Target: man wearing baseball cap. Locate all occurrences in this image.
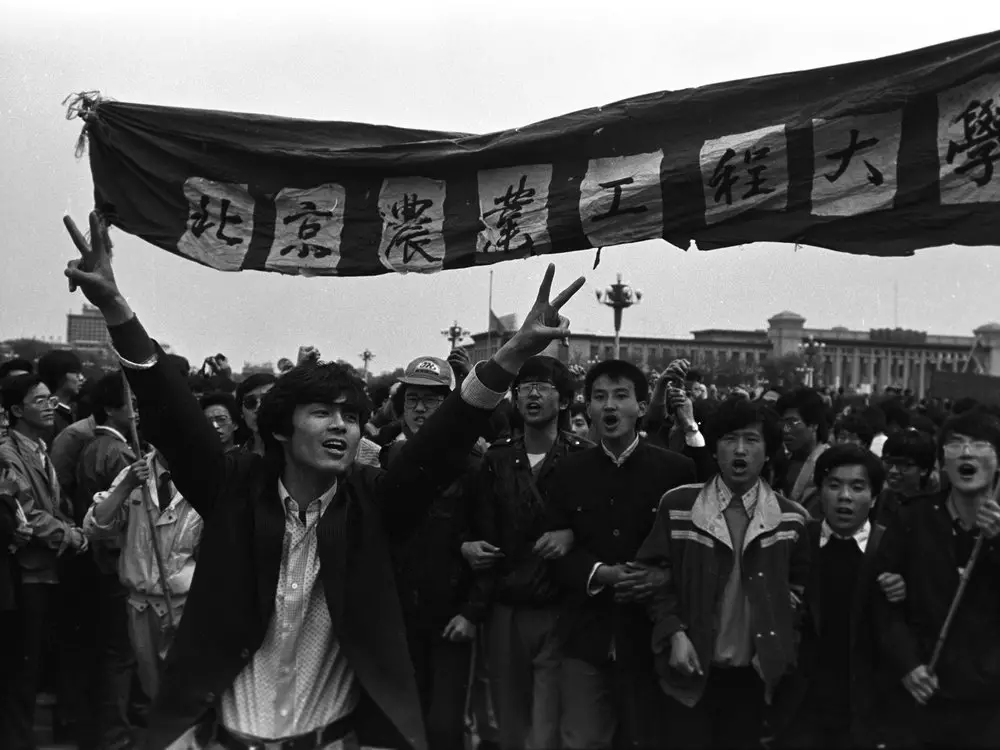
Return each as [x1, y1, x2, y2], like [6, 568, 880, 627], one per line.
[382, 354, 482, 750]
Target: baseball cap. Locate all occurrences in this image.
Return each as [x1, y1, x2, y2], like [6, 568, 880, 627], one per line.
[400, 356, 455, 391]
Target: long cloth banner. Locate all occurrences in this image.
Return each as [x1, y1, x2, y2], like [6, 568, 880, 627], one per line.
[74, 30, 1000, 278]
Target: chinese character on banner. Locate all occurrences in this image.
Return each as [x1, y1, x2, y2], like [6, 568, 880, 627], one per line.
[178, 177, 255, 271]
[477, 165, 552, 255]
[377, 177, 447, 273]
[580, 152, 663, 247]
[939, 74, 1000, 203]
[699, 125, 788, 225]
[266, 185, 346, 273]
[811, 112, 901, 216]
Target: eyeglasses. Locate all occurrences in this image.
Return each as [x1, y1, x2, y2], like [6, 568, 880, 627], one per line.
[883, 457, 919, 470]
[404, 394, 445, 409]
[516, 382, 556, 396]
[242, 394, 262, 412]
[27, 395, 60, 409]
[207, 415, 232, 427]
[780, 417, 805, 429]
[943, 439, 995, 457]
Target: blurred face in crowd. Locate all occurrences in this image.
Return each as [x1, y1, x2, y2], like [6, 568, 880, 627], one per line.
[833, 429, 865, 448]
[12, 384, 57, 434]
[883, 454, 925, 496]
[516, 379, 563, 430]
[569, 413, 590, 439]
[241, 384, 274, 435]
[276, 396, 361, 475]
[589, 375, 646, 445]
[942, 432, 999, 496]
[60, 371, 85, 399]
[781, 408, 816, 455]
[716, 423, 767, 495]
[403, 385, 446, 435]
[820, 464, 874, 536]
[204, 404, 236, 449]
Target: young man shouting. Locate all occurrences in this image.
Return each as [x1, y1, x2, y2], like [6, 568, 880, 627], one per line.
[546, 359, 697, 749]
[873, 408, 1000, 748]
[636, 397, 811, 749]
[64, 211, 584, 750]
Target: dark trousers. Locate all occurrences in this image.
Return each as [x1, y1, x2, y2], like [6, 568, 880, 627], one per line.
[6, 582, 60, 750]
[487, 604, 561, 750]
[0, 607, 23, 749]
[666, 666, 765, 749]
[559, 656, 668, 750]
[94, 571, 144, 750]
[406, 624, 471, 750]
[918, 698, 1000, 749]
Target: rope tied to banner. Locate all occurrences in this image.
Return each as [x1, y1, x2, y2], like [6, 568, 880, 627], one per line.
[63, 91, 104, 159]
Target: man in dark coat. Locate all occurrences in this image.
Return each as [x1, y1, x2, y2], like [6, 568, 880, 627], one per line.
[546, 359, 697, 749]
[64, 211, 584, 750]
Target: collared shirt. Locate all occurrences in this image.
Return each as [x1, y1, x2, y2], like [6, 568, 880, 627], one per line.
[713, 477, 759, 667]
[600, 434, 641, 468]
[219, 479, 358, 740]
[819, 519, 871, 553]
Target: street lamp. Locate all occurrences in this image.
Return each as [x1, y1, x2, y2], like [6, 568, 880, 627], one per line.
[596, 273, 642, 360]
[359, 349, 375, 381]
[799, 335, 827, 388]
[442, 321, 469, 350]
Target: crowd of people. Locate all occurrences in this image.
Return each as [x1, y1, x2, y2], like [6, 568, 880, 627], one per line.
[0, 214, 999, 750]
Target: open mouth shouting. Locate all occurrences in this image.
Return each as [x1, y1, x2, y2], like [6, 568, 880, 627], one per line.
[956, 461, 979, 481]
[322, 437, 349, 457]
[524, 402, 543, 417]
[730, 458, 749, 474]
[601, 413, 621, 433]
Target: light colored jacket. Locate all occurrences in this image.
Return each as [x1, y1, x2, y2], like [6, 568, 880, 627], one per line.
[84, 451, 202, 617]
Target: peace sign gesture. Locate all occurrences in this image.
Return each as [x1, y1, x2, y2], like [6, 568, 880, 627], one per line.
[63, 211, 122, 306]
[495, 264, 585, 372]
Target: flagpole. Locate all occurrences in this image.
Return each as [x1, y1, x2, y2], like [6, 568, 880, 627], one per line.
[487, 269, 494, 357]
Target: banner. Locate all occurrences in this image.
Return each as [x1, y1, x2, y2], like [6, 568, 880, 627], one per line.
[73, 30, 1000, 278]
[929, 370, 1000, 405]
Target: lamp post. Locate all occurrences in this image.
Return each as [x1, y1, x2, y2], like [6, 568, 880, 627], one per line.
[359, 349, 375, 381]
[800, 335, 827, 388]
[596, 273, 642, 360]
[442, 321, 469, 350]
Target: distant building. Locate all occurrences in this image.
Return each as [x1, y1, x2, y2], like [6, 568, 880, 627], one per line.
[67, 304, 111, 351]
[241, 362, 276, 377]
[467, 310, 1000, 397]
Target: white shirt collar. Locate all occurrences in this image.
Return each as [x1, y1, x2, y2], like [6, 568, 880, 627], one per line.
[716, 477, 761, 516]
[820, 519, 871, 552]
[600, 434, 641, 468]
[95, 425, 129, 444]
[277, 478, 338, 517]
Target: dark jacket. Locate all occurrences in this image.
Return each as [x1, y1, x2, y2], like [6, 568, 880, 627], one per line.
[0, 468, 22, 612]
[469, 430, 592, 610]
[775, 521, 887, 746]
[547, 440, 697, 670]
[383, 437, 484, 631]
[873, 491, 1000, 703]
[109, 316, 514, 750]
[635, 479, 811, 707]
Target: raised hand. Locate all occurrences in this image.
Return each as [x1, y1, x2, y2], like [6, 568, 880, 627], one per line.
[64, 212, 133, 326]
[496, 264, 585, 371]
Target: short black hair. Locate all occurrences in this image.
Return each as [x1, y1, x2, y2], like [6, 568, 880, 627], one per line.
[833, 413, 875, 448]
[939, 408, 1000, 460]
[235, 373, 278, 407]
[814, 443, 885, 496]
[859, 405, 887, 435]
[704, 397, 782, 461]
[91, 371, 128, 425]
[200, 391, 240, 423]
[37, 350, 82, 392]
[0, 359, 33, 379]
[775, 388, 829, 442]
[512, 356, 575, 402]
[584, 360, 649, 403]
[883, 429, 937, 472]
[952, 397, 980, 415]
[569, 401, 591, 425]
[257, 362, 372, 456]
[1, 374, 45, 426]
[880, 398, 911, 431]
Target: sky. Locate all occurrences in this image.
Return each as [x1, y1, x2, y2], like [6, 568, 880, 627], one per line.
[2, 1, 999, 374]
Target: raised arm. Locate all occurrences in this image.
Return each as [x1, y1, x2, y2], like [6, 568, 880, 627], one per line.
[64, 212, 230, 520]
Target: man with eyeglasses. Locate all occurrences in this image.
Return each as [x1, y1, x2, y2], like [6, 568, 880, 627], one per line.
[200, 393, 240, 454]
[0, 374, 89, 750]
[463, 355, 588, 750]
[774, 388, 830, 517]
[873, 408, 1000, 748]
[380, 355, 486, 750]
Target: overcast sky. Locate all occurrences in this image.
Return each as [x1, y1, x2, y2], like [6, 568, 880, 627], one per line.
[2, 1, 998, 373]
